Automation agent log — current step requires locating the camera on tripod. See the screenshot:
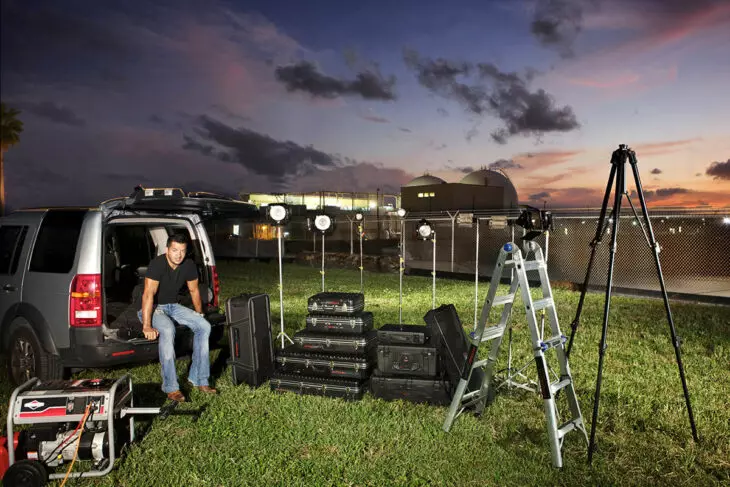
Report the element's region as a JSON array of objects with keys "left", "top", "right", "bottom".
[{"left": 515, "top": 205, "right": 553, "bottom": 241}]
